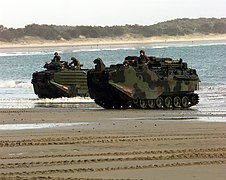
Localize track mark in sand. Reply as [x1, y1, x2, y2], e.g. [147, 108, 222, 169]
[0, 110, 36, 113]
[1, 134, 226, 147]
[1, 132, 226, 179]
[1, 147, 226, 159]
[1, 152, 226, 169]
[0, 177, 116, 180]
[1, 134, 226, 179]
[1, 160, 226, 177]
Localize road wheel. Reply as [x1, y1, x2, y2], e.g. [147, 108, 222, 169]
[156, 97, 163, 109]
[139, 99, 147, 109]
[164, 96, 172, 108]
[181, 96, 189, 108]
[173, 96, 181, 108]
[147, 99, 155, 108]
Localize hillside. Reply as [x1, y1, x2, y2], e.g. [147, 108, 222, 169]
[0, 18, 226, 42]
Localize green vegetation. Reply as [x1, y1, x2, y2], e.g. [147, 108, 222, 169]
[1, 18, 226, 42]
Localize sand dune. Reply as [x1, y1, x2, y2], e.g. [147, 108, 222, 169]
[1, 34, 226, 49]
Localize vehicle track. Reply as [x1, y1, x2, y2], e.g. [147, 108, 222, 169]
[1, 160, 226, 177]
[1, 146, 226, 178]
[1, 126, 226, 179]
[0, 147, 225, 160]
[1, 152, 226, 169]
[1, 134, 226, 147]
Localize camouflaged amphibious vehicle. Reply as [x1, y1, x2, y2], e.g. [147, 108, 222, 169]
[87, 56, 200, 109]
[32, 60, 89, 98]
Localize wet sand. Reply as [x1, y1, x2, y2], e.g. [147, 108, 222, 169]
[0, 108, 226, 179]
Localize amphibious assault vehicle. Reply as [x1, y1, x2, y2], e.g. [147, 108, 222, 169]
[87, 56, 200, 109]
[32, 60, 88, 98]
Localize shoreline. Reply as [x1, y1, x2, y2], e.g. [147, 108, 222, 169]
[1, 34, 226, 50]
[0, 108, 226, 125]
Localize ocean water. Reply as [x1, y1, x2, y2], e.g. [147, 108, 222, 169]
[0, 41, 225, 111]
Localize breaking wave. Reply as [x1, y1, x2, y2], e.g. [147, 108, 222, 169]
[0, 51, 62, 57]
[151, 45, 169, 49]
[0, 80, 32, 88]
[72, 47, 136, 52]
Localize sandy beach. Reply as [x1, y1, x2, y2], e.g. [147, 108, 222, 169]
[0, 108, 226, 179]
[1, 34, 226, 50]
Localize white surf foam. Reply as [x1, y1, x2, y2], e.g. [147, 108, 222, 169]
[151, 45, 169, 49]
[0, 122, 91, 130]
[0, 96, 95, 109]
[0, 51, 48, 57]
[35, 96, 94, 103]
[0, 96, 94, 103]
[0, 80, 32, 89]
[72, 47, 136, 52]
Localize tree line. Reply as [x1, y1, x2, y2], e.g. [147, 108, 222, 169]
[0, 18, 226, 42]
